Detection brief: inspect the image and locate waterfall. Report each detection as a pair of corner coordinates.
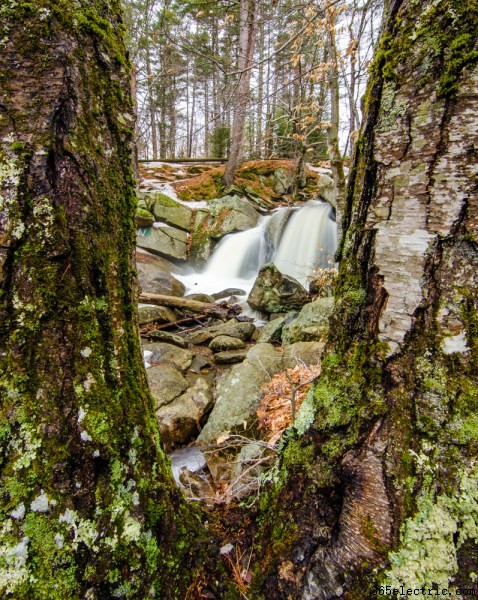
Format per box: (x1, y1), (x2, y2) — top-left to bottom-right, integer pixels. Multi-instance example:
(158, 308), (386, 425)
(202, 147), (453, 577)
(177, 200), (336, 297)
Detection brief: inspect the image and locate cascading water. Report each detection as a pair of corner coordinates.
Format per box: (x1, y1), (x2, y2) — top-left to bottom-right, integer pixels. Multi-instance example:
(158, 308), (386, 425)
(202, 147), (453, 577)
(176, 200), (336, 299)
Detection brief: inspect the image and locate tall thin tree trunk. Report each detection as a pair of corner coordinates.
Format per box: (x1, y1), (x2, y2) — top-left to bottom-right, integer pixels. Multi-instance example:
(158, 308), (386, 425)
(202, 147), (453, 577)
(223, 0), (258, 186)
(326, 10), (346, 233)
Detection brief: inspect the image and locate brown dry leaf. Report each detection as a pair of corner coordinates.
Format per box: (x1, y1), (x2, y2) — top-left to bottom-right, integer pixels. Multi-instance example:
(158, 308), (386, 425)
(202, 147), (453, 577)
(257, 364), (321, 442)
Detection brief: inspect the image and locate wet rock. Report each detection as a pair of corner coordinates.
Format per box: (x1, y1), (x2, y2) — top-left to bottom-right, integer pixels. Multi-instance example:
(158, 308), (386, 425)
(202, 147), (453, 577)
(248, 263), (309, 313)
(137, 225), (188, 261)
(214, 350), (248, 364)
(156, 378), (213, 449)
(148, 364), (188, 409)
(209, 335), (245, 352)
(189, 197), (260, 264)
(316, 173), (337, 209)
(281, 297), (334, 344)
(211, 288), (246, 300)
(144, 191), (193, 231)
(142, 342), (193, 372)
(138, 304), (178, 326)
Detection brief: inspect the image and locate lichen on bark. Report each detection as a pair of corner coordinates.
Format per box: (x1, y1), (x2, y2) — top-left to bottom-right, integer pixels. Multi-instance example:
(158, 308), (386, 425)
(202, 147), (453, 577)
(252, 0), (478, 597)
(0, 2), (202, 598)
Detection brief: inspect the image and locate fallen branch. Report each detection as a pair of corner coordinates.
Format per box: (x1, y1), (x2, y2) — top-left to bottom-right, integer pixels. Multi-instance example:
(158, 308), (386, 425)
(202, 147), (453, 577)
(139, 292), (229, 319)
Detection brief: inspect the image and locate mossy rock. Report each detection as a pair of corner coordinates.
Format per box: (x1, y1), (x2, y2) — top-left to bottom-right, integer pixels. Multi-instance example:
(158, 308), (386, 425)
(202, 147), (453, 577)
(135, 207), (154, 228)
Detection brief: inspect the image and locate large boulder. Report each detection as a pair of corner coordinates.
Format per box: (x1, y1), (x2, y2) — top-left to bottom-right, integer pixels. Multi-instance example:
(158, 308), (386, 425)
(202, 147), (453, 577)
(248, 263), (309, 313)
(196, 343), (284, 448)
(136, 225), (188, 261)
(144, 192), (193, 231)
(156, 378), (213, 450)
(136, 252), (185, 297)
(208, 195), (260, 237)
(281, 297), (334, 344)
(189, 196), (260, 264)
(316, 174), (337, 209)
(196, 341), (324, 448)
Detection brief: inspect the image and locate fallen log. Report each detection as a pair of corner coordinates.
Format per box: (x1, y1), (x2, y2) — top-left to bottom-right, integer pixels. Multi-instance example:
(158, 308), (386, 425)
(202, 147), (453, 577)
(139, 292), (229, 319)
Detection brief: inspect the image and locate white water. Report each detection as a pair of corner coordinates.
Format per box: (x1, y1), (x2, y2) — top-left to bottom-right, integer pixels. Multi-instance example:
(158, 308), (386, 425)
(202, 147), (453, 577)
(176, 200), (337, 300)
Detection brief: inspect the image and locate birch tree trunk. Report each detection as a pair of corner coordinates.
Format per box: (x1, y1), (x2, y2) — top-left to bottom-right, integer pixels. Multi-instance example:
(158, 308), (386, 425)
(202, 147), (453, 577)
(0, 2), (200, 597)
(254, 0), (478, 597)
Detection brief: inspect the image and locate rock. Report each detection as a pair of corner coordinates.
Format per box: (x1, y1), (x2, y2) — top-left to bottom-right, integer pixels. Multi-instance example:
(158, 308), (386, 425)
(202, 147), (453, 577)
(185, 293), (216, 303)
(283, 341), (325, 368)
(209, 335), (245, 352)
(211, 288), (246, 300)
(143, 330), (188, 348)
(213, 319), (255, 341)
(196, 343), (285, 448)
(138, 304), (178, 326)
(248, 263), (309, 313)
(136, 252), (186, 297)
(189, 196), (260, 264)
(273, 168), (292, 195)
(281, 297), (334, 344)
(147, 364), (188, 409)
(184, 319), (255, 346)
(156, 378), (213, 449)
(147, 191), (193, 231)
(196, 341), (325, 448)
(135, 207), (155, 228)
(136, 225), (188, 261)
(142, 342), (193, 372)
(316, 174), (337, 209)
(185, 330), (214, 345)
(214, 350), (248, 364)
(308, 268), (337, 298)
(256, 314), (293, 344)
(208, 195), (260, 237)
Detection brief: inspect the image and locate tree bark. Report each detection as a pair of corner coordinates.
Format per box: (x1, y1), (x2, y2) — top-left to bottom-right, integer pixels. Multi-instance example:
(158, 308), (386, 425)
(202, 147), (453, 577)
(254, 0), (478, 597)
(0, 2), (201, 597)
(222, 0), (258, 186)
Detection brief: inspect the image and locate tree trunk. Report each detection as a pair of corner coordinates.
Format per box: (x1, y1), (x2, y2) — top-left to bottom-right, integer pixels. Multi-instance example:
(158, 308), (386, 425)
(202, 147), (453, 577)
(253, 0), (478, 597)
(326, 9), (347, 235)
(0, 3), (201, 597)
(222, 0), (258, 186)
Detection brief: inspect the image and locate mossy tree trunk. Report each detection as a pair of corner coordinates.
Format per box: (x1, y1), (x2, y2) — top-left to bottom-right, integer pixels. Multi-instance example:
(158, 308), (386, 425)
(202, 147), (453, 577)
(254, 0), (478, 597)
(0, 2), (201, 598)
